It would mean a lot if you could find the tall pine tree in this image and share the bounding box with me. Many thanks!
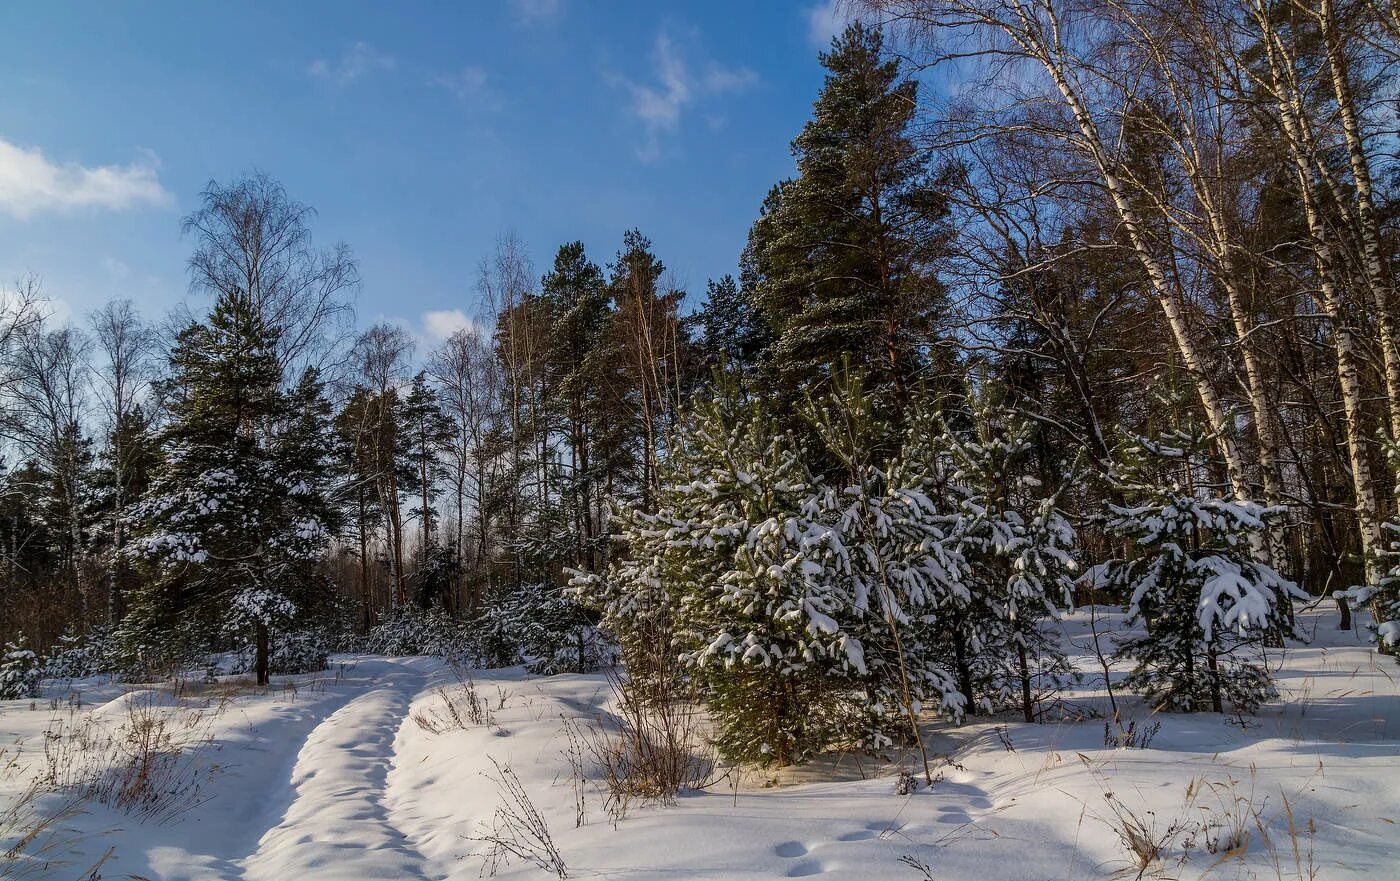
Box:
[748,22,951,420]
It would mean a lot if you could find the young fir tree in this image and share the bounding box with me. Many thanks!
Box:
[123,294,335,684]
[940,400,1078,722]
[0,635,41,699]
[1105,426,1303,713]
[747,22,949,418]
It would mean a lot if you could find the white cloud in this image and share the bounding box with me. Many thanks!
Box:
[806,0,853,48]
[617,34,758,161]
[100,256,132,280]
[308,42,395,86]
[628,35,691,134]
[434,66,493,103]
[0,138,172,219]
[421,308,478,343]
[702,64,759,93]
[511,0,562,23]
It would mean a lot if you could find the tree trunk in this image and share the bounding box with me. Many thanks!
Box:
[1320,0,1400,442]
[1207,640,1222,714]
[256,620,270,687]
[358,489,371,631]
[1254,5,1385,584]
[1017,641,1034,723]
[1027,13,1251,497]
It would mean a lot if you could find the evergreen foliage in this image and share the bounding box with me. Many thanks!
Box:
[747,23,950,414]
[938,400,1079,720]
[121,291,336,683]
[0,635,41,699]
[1105,427,1303,713]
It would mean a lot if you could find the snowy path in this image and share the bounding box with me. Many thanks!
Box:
[240,658,437,881]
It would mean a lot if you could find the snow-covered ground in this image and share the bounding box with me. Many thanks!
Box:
[2,608,1396,880]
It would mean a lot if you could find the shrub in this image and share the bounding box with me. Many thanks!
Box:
[226,628,329,676]
[476,582,612,674]
[359,605,472,660]
[0,636,41,700]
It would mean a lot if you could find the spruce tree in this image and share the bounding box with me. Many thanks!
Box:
[693,273,770,376]
[402,371,453,605]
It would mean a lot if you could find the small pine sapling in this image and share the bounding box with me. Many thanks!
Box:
[941,401,1079,722]
[576,376,867,765]
[806,371,968,780]
[1105,427,1304,713]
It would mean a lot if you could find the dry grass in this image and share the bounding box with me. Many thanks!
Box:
[0,749,112,881]
[36,690,221,825]
[411,666,503,735]
[1073,757,1321,881]
[558,714,589,828]
[1101,789,1184,879]
[582,664,717,823]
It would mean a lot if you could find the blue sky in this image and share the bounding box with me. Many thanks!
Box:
[0,0,851,345]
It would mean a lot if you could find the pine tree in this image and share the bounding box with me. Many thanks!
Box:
[747,22,950,418]
[333,387,387,629]
[806,372,968,775]
[541,241,616,573]
[608,229,686,504]
[123,294,335,684]
[1106,426,1303,713]
[941,400,1079,722]
[578,377,866,765]
[90,405,157,623]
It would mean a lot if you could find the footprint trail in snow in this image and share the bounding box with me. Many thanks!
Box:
[241,660,436,881]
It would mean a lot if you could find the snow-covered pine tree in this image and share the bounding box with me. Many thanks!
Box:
[1105,426,1303,713]
[123,293,336,684]
[576,375,867,765]
[804,372,966,775]
[940,400,1078,722]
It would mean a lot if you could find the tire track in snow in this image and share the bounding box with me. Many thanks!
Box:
[240,659,437,881]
